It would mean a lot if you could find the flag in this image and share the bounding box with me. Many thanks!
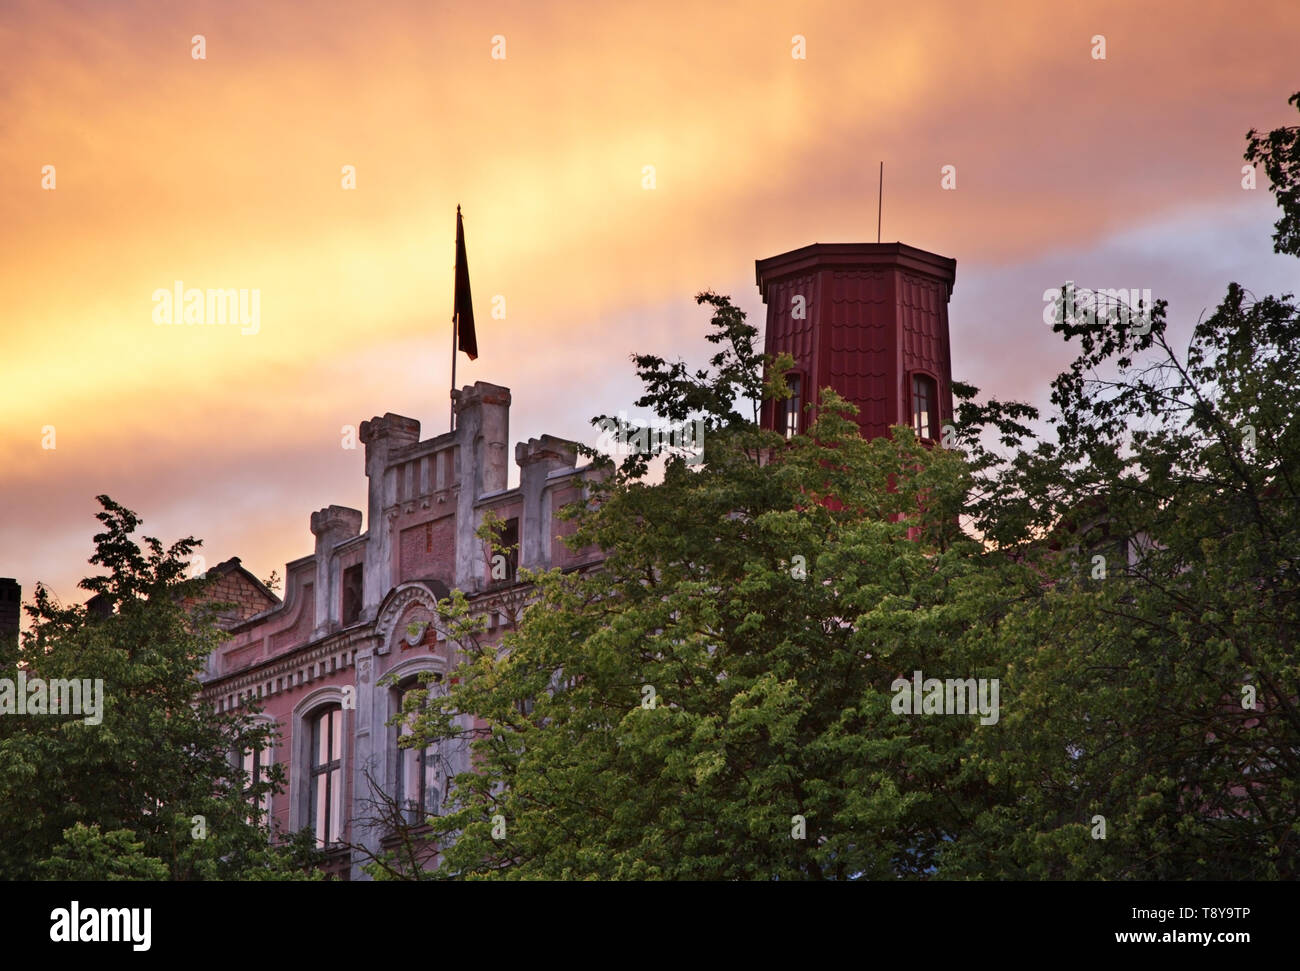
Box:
[454,205,477,360]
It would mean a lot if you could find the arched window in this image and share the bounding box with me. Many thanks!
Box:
[242,741,273,823]
[394,677,443,826]
[232,715,276,829]
[309,705,344,846]
[911,373,937,441]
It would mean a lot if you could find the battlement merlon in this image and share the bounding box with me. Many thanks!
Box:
[249,385,591,629]
[453,383,511,589]
[453,381,511,496]
[310,505,363,636]
[516,435,579,570]
[358,414,419,612]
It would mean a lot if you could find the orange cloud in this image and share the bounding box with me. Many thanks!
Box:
[2,0,1296,612]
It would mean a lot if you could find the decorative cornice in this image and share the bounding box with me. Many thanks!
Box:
[202,626,377,712]
[756,242,956,298]
[202,572,573,714]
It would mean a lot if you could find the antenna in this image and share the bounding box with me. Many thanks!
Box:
[877,161,883,244]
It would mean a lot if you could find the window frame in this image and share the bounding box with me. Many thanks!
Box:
[241,741,273,823]
[500,517,519,583]
[341,563,364,627]
[484,514,520,587]
[783,372,803,439]
[393,675,444,827]
[909,371,939,441]
[309,704,344,847]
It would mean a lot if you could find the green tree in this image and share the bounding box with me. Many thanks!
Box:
[384,94,1300,881]
[942,91,1300,878]
[1247,91,1300,258]
[0,496,323,880]
[396,311,1033,878]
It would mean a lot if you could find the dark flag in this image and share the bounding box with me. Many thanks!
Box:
[454,205,477,360]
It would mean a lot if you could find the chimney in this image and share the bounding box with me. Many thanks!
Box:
[0,579,19,651]
[516,436,578,570]
[755,242,956,442]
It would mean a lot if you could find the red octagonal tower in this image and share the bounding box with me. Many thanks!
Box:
[755,242,957,443]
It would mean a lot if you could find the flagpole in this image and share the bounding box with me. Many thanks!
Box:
[877,161,883,244]
[451,203,459,434]
[451,202,476,434]
[451,311,458,432]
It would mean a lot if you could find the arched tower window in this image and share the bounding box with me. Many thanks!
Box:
[784,373,802,439]
[911,373,937,441]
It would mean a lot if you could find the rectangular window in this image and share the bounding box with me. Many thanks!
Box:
[341,564,363,626]
[486,517,519,586]
[501,517,519,582]
[784,376,802,439]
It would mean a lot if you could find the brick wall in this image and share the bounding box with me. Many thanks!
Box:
[399,516,455,584]
[205,573,274,623]
[550,483,596,569]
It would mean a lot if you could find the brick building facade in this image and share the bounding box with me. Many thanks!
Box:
[197,382,598,877]
[195,241,957,878]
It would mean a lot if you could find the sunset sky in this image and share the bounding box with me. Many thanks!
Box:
[2,0,1297,621]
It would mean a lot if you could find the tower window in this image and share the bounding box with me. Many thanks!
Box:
[911,374,937,441]
[784,375,802,439]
